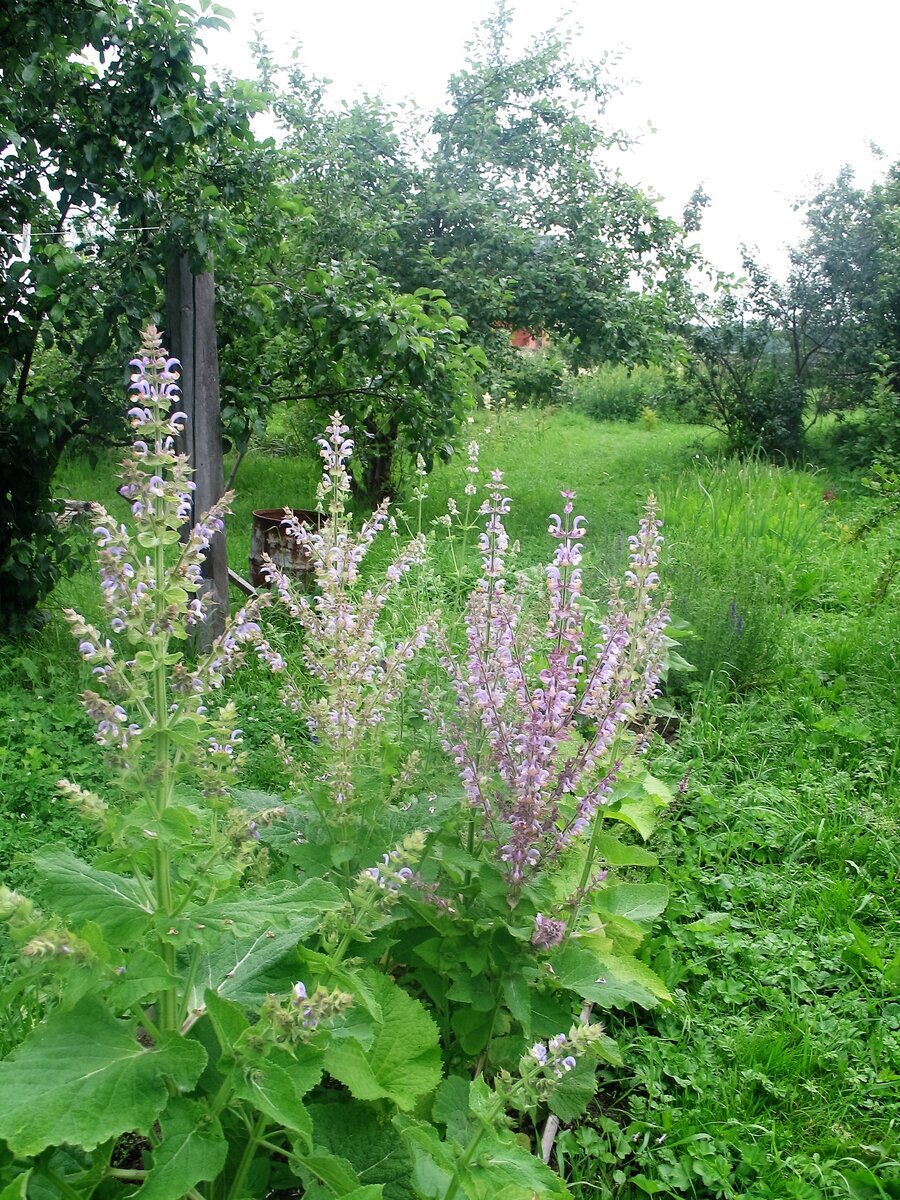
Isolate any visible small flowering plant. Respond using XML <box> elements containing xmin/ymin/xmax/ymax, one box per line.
<box><xmin>397</xmin><ymin>471</ymin><xmax>674</xmax><ymax>1084</ymax></box>
<box><xmin>260</xmin><ymin>412</ymin><xmax>439</xmax><ymax>870</ymax></box>
<box><xmin>440</xmin><ymin>475</ymin><xmax>670</xmax><ymax>901</ymax></box>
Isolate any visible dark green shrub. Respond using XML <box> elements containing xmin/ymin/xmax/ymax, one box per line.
<box><xmin>496</xmin><ymin>347</ymin><xmax>570</xmax><ymax>407</ymax></box>
<box><xmin>570</xmin><ymin>363</ymin><xmax>668</xmax><ymax>422</ymax></box>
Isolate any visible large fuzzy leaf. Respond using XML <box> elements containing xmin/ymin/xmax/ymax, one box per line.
<box><xmin>32</xmin><ymin>848</ymin><xmax>153</xmax><ymax>942</ymax></box>
<box><xmin>594</xmin><ymin>883</ymin><xmax>669</xmax><ymax>924</ymax></box>
<box><xmin>191</xmin><ymin>928</ymin><xmax>302</xmax><ymax>1007</ymax></box>
<box><xmin>551</xmin><ymin>945</ymin><xmax>672</xmax><ymax>1010</ymax></box>
<box><xmin>0</xmin><ymin>999</ymin><xmax>205</xmax><ymax>1156</ymax></box>
<box><xmin>324</xmin><ymin>973</ymin><xmax>441</xmax><ymax>1111</ymax></box>
<box><xmin>132</xmin><ymin>1098</ymin><xmax>227</xmax><ymax>1200</ymax></box>
<box><xmin>177</xmin><ymin>877</ymin><xmax>344</xmax><ymax>939</ymax></box>
<box><xmin>309</xmin><ymin>1102</ymin><xmax>416</xmax><ymax>1200</ymax></box>
<box><xmin>233</xmin><ymin>1058</ymin><xmax>313</xmax><ymax>1147</ymax></box>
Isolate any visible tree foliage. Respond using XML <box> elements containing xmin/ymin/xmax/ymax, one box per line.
<box><xmin>1</xmin><ymin>0</ymin><xmax>702</xmax><ymax>628</ymax></box>
<box><xmin>0</xmin><ymin>0</ymin><xmax>249</xmax><ymax>633</ymax></box>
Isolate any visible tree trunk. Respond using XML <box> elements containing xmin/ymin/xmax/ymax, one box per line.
<box><xmin>165</xmin><ymin>251</ymin><xmax>229</xmax><ymax>647</ymax></box>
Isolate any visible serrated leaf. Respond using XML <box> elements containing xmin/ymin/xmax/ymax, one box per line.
<box><xmin>324</xmin><ymin>974</ymin><xmax>441</xmax><ymax>1110</ymax></box>
<box><xmin>235</xmin><ymin>1058</ymin><xmax>313</xmax><ymax>1146</ymax></box>
<box><xmin>291</xmin><ymin>1149</ymin><xmax>360</xmax><ymax>1194</ymax></box>
<box><xmin>180</xmin><ymin>877</ymin><xmax>344</xmax><ymax>938</ymax></box>
<box><xmin>0</xmin><ymin>999</ymin><xmax>206</xmax><ymax>1156</ymax></box>
<box><xmin>551</xmin><ymin>945</ymin><xmax>672</xmax><ymax>1010</ymax></box>
<box><xmin>110</xmin><ymin>948</ymin><xmax>179</xmax><ymax>1009</ymax></box>
<box><xmin>547</xmin><ymin>1057</ymin><xmax>597</xmax><ymax>1123</ymax></box>
<box><xmin>309</xmin><ymin>1102</ymin><xmax>415</xmax><ymax>1199</ymax></box>
<box><xmin>133</xmin><ymin>1098</ymin><xmax>227</xmax><ymax>1200</ymax></box>
<box><xmin>603</xmin><ymin>796</ymin><xmax>658</xmax><ymax>840</ymax></box>
<box><xmin>464</xmin><ymin>1128</ymin><xmax>570</xmax><ymax>1199</ymax></box>
<box><xmin>641</xmin><ymin>774</ymin><xmax>673</xmax><ymax>805</ymax></box>
<box><xmin>595</xmin><ymin>883</ymin><xmax>669</xmax><ymax>924</ymax></box>
<box><xmin>32</xmin><ymin>848</ymin><xmax>153</xmax><ymax>942</ymax></box>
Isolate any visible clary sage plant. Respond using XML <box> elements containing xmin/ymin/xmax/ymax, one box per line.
<box><xmin>0</xmin><ymin>329</ymin><xmax>674</xmax><ymax>1200</ymax></box>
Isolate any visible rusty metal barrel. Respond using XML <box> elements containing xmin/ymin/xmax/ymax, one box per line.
<box><xmin>249</xmin><ymin>508</ymin><xmax>323</xmax><ymax>589</ymax></box>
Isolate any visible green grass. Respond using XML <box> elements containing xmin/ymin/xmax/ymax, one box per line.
<box><xmin>8</xmin><ymin>409</ymin><xmax>900</xmax><ymax>1197</ymax></box>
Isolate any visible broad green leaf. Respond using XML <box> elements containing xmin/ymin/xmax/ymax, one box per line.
<box><xmin>0</xmin><ymin>999</ymin><xmax>206</xmax><ymax>1156</ymax></box>
<box><xmin>551</xmin><ymin>945</ymin><xmax>672</xmax><ymax>1010</ymax></box>
<box><xmin>395</xmin><ymin>1116</ymin><xmax>455</xmax><ymax>1199</ymax></box>
<box><xmin>591</xmin><ymin>833</ymin><xmax>658</xmax><ymax>868</ymax></box>
<box><xmin>464</xmin><ymin>1128</ymin><xmax>571</xmax><ymax>1199</ymax></box>
<box><xmin>324</xmin><ymin>973</ymin><xmax>441</xmax><ymax>1110</ymax></box>
<box><xmin>179</xmin><ymin>877</ymin><xmax>344</xmax><ymax>938</ymax></box>
<box><xmin>585</xmin><ymin>913</ymin><xmax>645</xmax><ymax>956</ymax></box>
<box><xmin>632</xmin><ymin>1175</ymin><xmax>672</xmax><ymax>1195</ymax></box>
<box><xmin>547</xmin><ymin>1057</ymin><xmax>597</xmax><ymax>1123</ymax></box>
<box><xmin>342</xmin><ymin>1188</ymin><xmax>385</xmax><ymax>1200</ymax></box>
<box><xmin>451</xmin><ymin>1006</ymin><xmax>496</xmax><ymax>1056</ymax></box>
<box><xmin>432</xmin><ymin>1076</ymin><xmax>470</xmax><ymax>1147</ymax></box>
<box><xmin>0</xmin><ymin>1173</ymin><xmax>30</xmax><ymax>1200</ymax></box>
<box><xmin>603</xmin><ymin>796</ymin><xmax>658</xmax><ymax>840</ymax></box>
<box><xmin>309</xmin><ymin>1102</ymin><xmax>416</xmax><ymax>1199</ymax></box>
<box><xmin>204</xmin><ymin>989</ymin><xmax>250</xmax><ymax>1054</ymax></box>
<box><xmin>33</xmin><ymin>848</ymin><xmax>152</xmax><ymax>942</ymax></box>
<box><xmin>134</xmin><ymin>1098</ymin><xmax>227</xmax><ymax>1200</ymax></box>
<box><xmin>290</xmin><ymin>1149</ymin><xmax>360</xmax><ymax>1194</ymax></box>
<box><xmin>234</xmin><ymin>1059</ymin><xmax>313</xmax><ymax>1147</ymax></box>
<box><xmin>641</xmin><ymin>774</ymin><xmax>674</xmax><ymax>805</ymax></box>
<box><xmin>501</xmin><ymin>975</ymin><xmax>532</xmax><ymax>1033</ymax></box>
<box><xmin>595</xmin><ymin>883</ymin><xmax>669</xmax><ymax>924</ymax></box>
<box><xmin>686</xmin><ymin>912</ymin><xmax>732</xmax><ymax>933</ymax></box>
<box><xmin>192</xmin><ymin>928</ymin><xmax>301</xmax><ymax>1007</ymax></box>
<box><xmin>110</xmin><ymin>948</ymin><xmax>179</xmax><ymax>1009</ymax></box>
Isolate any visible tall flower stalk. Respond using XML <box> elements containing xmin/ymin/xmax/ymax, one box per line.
<box><xmin>62</xmin><ymin>326</ymin><xmax>276</xmax><ymax>1030</ymax></box>
<box><xmin>440</xmin><ymin>477</ymin><xmax>670</xmax><ymax>904</ymax></box>
<box><xmin>263</xmin><ymin>413</ymin><xmax>436</xmax><ymax>821</ymax></box>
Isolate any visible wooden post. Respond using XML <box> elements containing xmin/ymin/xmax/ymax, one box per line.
<box><xmin>165</xmin><ymin>251</ymin><xmax>229</xmax><ymax>646</ymax></box>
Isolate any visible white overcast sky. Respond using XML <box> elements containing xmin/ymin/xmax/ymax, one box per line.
<box><xmin>200</xmin><ymin>0</ymin><xmax>900</xmax><ymax>279</ymax></box>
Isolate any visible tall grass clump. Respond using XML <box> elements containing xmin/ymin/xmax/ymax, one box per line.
<box><xmin>660</xmin><ymin>457</ymin><xmax>825</xmax><ymax>690</ymax></box>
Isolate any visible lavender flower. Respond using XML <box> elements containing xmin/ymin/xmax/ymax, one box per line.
<box><xmin>63</xmin><ymin>326</ymin><xmax>271</xmax><ymax>788</ymax></box>
<box><xmin>531</xmin><ymin>912</ymin><xmax>567</xmax><ymax>950</ymax></box>
<box><xmin>440</xmin><ymin>485</ymin><xmax>670</xmax><ymax>896</ymax></box>
<box><xmin>261</xmin><ymin>412</ymin><xmax>437</xmax><ymax>815</ymax></box>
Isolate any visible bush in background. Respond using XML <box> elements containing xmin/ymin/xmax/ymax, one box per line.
<box><xmin>570</xmin><ymin>363</ymin><xmax>670</xmax><ymax>422</ymax></box>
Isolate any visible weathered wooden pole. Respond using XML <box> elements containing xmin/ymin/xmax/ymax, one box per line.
<box><xmin>165</xmin><ymin>251</ymin><xmax>229</xmax><ymax>646</ymax></box>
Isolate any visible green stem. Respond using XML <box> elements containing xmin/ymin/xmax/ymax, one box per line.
<box><xmin>108</xmin><ymin>1168</ymin><xmax>148</xmax><ymax>1180</ymax></box>
<box><xmin>226</xmin><ymin>1113</ymin><xmax>267</xmax><ymax>1200</ymax></box>
<box><xmin>443</xmin><ymin>1098</ymin><xmax>506</xmax><ymax>1200</ymax></box>
<box><xmin>40</xmin><ymin>1170</ymin><xmax>83</xmax><ymax>1200</ymax></box>
<box><xmin>177</xmin><ymin>942</ymin><xmax>203</xmax><ymax>1026</ymax></box>
<box><xmin>136</xmin><ymin>1004</ymin><xmax>163</xmax><ymax>1043</ymax></box>
<box><xmin>152</xmin><ymin>537</ymin><xmax>178</xmax><ymax>1032</ymax></box>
